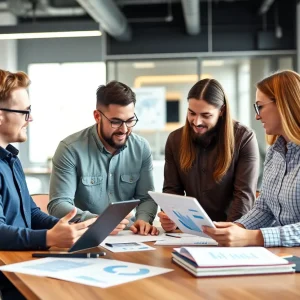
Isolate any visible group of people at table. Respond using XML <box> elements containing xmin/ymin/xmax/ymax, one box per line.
<box><xmin>0</xmin><ymin>67</ymin><xmax>300</xmax><ymax>299</ymax></box>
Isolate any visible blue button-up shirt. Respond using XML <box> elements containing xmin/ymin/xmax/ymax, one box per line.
<box><xmin>0</xmin><ymin>145</ymin><xmax>58</xmax><ymax>250</ymax></box>
<box><xmin>236</xmin><ymin>136</ymin><xmax>300</xmax><ymax>247</ymax></box>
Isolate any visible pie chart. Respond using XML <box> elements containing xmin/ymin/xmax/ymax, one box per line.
<box><xmin>104</xmin><ymin>265</ymin><xmax>150</xmax><ymax>276</ymax></box>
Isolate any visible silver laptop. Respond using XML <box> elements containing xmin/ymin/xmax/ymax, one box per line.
<box><xmin>69</xmin><ymin>200</ymin><xmax>140</xmax><ymax>253</ymax></box>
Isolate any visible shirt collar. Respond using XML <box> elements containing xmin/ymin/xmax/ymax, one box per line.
<box><xmin>273</xmin><ymin>136</ymin><xmax>300</xmax><ymax>153</ymax></box>
<box><xmin>91</xmin><ymin>124</ymin><xmax>127</xmax><ymax>154</ymax></box>
<box><xmin>0</xmin><ymin>144</ymin><xmax>19</xmax><ymax>159</ymax></box>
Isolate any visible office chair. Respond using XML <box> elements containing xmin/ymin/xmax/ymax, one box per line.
<box><xmin>31</xmin><ymin>194</ymin><xmax>49</xmax><ymax>214</ymax></box>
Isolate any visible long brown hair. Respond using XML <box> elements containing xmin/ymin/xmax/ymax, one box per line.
<box><xmin>179</xmin><ymin>79</ymin><xmax>234</xmax><ymax>182</ymax></box>
<box><xmin>256</xmin><ymin>70</ymin><xmax>300</xmax><ymax>145</ymax></box>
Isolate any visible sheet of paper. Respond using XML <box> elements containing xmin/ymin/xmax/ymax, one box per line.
<box><xmin>0</xmin><ymin>258</ymin><xmax>172</xmax><ymax>288</ymax></box>
<box><xmin>101</xmin><ymin>229</ymin><xmax>164</xmax><ymax>246</ymax></box>
<box><xmin>155</xmin><ymin>233</ymin><xmax>217</xmax><ymax>246</ymax></box>
<box><xmin>102</xmin><ymin>242</ymin><xmax>156</xmax><ymax>253</ymax></box>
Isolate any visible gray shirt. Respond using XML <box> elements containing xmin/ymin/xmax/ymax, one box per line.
<box><xmin>163</xmin><ymin>121</ymin><xmax>259</xmax><ymax>222</ymax></box>
<box><xmin>48</xmin><ymin>124</ymin><xmax>157</xmax><ymax>222</ymax></box>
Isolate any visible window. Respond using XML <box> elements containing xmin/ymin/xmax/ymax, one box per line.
<box><xmin>28</xmin><ymin>62</ymin><xmax>106</xmax><ymax>164</ymax></box>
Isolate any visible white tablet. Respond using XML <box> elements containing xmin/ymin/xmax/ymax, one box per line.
<box><xmin>148</xmin><ymin>191</ymin><xmax>215</xmax><ymax>238</ymax></box>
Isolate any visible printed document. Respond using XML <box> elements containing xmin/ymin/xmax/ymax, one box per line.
<box><xmin>155</xmin><ymin>233</ymin><xmax>217</xmax><ymax>246</ymax></box>
<box><xmin>101</xmin><ymin>229</ymin><xmax>164</xmax><ymax>246</ymax></box>
<box><xmin>0</xmin><ymin>258</ymin><xmax>172</xmax><ymax>288</ymax></box>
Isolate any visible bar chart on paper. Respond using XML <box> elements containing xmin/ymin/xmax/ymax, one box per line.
<box><xmin>148</xmin><ymin>192</ymin><xmax>216</xmax><ymax>238</ymax></box>
<box><xmin>173</xmin><ymin>209</ymin><xmax>204</xmax><ymax>232</ymax></box>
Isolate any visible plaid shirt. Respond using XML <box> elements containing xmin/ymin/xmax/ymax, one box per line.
<box><xmin>236</xmin><ymin>136</ymin><xmax>300</xmax><ymax>247</ymax></box>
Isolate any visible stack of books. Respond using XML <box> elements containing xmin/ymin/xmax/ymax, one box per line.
<box><xmin>172</xmin><ymin>247</ymin><xmax>295</xmax><ymax>277</ymax></box>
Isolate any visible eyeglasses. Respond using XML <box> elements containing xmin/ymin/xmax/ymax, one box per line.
<box><xmin>0</xmin><ymin>105</ymin><xmax>31</xmax><ymax>121</ymax></box>
<box><xmin>253</xmin><ymin>101</ymin><xmax>274</xmax><ymax>116</ymax></box>
<box><xmin>98</xmin><ymin>110</ymin><xmax>139</xmax><ymax>128</ymax></box>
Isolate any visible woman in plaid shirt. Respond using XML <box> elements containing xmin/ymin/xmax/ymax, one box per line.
<box><xmin>203</xmin><ymin>70</ymin><xmax>300</xmax><ymax>247</ymax></box>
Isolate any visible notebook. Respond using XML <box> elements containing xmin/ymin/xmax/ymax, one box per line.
<box><xmin>148</xmin><ymin>191</ymin><xmax>215</xmax><ymax>239</ymax></box>
<box><xmin>172</xmin><ymin>247</ymin><xmax>295</xmax><ymax>277</ymax></box>
<box><xmin>69</xmin><ymin>200</ymin><xmax>140</xmax><ymax>253</ymax></box>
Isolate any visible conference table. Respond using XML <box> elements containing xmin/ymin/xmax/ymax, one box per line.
<box><xmin>1</xmin><ymin>245</ymin><xmax>300</xmax><ymax>300</ymax></box>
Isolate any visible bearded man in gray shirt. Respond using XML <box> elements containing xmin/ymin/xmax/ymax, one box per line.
<box><xmin>159</xmin><ymin>78</ymin><xmax>259</xmax><ymax>232</ymax></box>
<box><xmin>48</xmin><ymin>81</ymin><xmax>158</xmax><ymax>235</ymax></box>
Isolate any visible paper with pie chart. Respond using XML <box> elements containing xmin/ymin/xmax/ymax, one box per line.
<box><xmin>148</xmin><ymin>191</ymin><xmax>216</xmax><ymax>239</ymax></box>
<box><xmin>0</xmin><ymin>257</ymin><xmax>172</xmax><ymax>288</ymax></box>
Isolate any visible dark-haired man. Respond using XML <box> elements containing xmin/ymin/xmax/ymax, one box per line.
<box><xmin>48</xmin><ymin>81</ymin><xmax>158</xmax><ymax>235</ymax></box>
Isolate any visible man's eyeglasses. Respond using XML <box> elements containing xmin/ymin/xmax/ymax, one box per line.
<box><xmin>98</xmin><ymin>110</ymin><xmax>138</xmax><ymax>128</ymax></box>
<box><xmin>0</xmin><ymin>106</ymin><xmax>31</xmax><ymax>121</ymax></box>
<box><xmin>253</xmin><ymin>101</ymin><xmax>274</xmax><ymax>116</ymax></box>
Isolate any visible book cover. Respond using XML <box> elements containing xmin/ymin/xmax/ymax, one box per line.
<box><xmin>173</xmin><ymin>247</ymin><xmax>290</xmax><ymax>267</ymax></box>
<box><xmin>172</xmin><ymin>252</ymin><xmax>295</xmax><ymax>277</ymax></box>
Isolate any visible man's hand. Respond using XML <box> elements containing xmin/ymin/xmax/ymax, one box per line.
<box><xmin>46</xmin><ymin>208</ymin><xmax>96</xmax><ymax>248</ymax></box>
<box><xmin>202</xmin><ymin>222</ymin><xmax>264</xmax><ymax>247</ymax></box>
<box><xmin>130</xmin><ymin>220</ymin><xmax>159</xmax><ymax>235</ymax></box>
<box><xmin>158</xmin><ymin>211</ymin><xmax>176</xmax><ymax>232</ymax></box>
<box><xmin>110</xmin><ymin>213</ymin><xmax>132</xmax><ymax>235</ymax></box>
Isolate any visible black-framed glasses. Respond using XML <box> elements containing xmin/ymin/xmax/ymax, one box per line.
<box><xmin>0</xmin><ymin>105</ymin><xmax>31</xmax><ymax>121</ymax></box>
<box><xmin>98</xmin><ymin>110</ymin><xmax>139</xmax><ymax>128</ymax></box>
<box><xmin>253</xmin><ymin>101</ymin><xmax>274</xmax><ymax>116</ymax></box>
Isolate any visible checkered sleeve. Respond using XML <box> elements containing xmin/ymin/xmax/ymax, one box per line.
<box><xmin>261</xmin><ymin>223</ymin><xmax>300</xmax><ymax>247</ymax></box>
<box><xmin>235</xmin><ymin>193</ymin><xmax>274</xmax><ymax>229</ymax></box>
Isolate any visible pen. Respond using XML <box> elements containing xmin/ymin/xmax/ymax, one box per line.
<box><xmin>32</xmin><ymin>252</ymin><xmax>106</xmax><ymax>258</ymax></box>
<box><xmin>105</xmin><ymin>242</ymin><xmax>140</xmax><ymax>247</ymax></box>
<box><xmin>165</xmin><ymin>233</ymin><xmax>181</xmax><ymax>238</ymax></box>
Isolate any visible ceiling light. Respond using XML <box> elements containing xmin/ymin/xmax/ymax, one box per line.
<box><xmin>134</xmin><ymin>74</ymin><xmax>213</xmax><ymax>88</ymax></box>
<box><xmin>202</xmin><ymin>60</ymin><xmax>225</xmax><ymax>67</ymax></box>
<box><xmin>0</xmin><ymin>21</ymin><xmax>101</xmax><ymax>40</ymax></box>
<box><xmin>133</xmin><ymin>62</ymin><xmax>155</xmax><ymax>69</ymax></box>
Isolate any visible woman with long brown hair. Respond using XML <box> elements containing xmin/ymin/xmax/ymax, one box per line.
<box><xmin>159</xmin><ymin>78</ymin><xmax>259</xmax><ymax>231</ymax></box>
<box><xmin>204</xmin><ymin>70</ymin><xmax>300</xmax><ymax>247</ymax></box>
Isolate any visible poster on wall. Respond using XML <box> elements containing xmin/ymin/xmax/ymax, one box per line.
<box><xmin>133</xmin><ymin>87</ymin><xmax>166</xmax><ymax>130</ymax></box>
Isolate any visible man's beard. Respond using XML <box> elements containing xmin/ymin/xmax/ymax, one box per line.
<box><xmin>100</xmin><ymin>121</ymin><xmax>130</xmax><ymax>150</ymax></box>
<box><xmin>190</xmin><ymin>120</ymin><xmax>221</xmax><ymax>145</ymax></box>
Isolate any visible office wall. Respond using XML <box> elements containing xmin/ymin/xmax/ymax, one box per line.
<box><xmin>18</xmin><ymin>36</ymin><xmax>103</xmax><ymax>71</ymax></box>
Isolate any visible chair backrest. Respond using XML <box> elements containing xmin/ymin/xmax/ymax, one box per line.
<box><xmin>31</xmin><ymin>194</ymin><xmax>49</xmax><ymax>214</ymax></box>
